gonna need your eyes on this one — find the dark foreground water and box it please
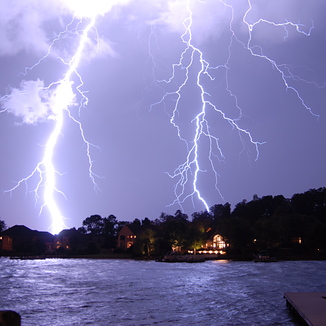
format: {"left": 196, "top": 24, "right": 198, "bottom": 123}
{"left": 1, "top": 258, "right": 326, "bottom": 325}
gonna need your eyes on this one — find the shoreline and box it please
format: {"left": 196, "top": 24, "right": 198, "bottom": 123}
{"left": 2, "top": 252, "right": 326, "bottom": 261}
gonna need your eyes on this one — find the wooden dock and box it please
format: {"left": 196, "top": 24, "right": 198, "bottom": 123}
{"left": 284, "top": 292, "right": 326, "bottom": 326}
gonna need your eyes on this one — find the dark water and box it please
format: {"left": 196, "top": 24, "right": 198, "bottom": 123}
{"left": 1, "top": 258, "right": 326, "bottom": 325}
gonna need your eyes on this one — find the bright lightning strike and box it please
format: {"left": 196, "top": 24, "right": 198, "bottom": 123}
{"left": 2, "top": 14, "right": 99, "bottom": 234}
{"left": 40, "top": 16, "right": 97, "bottom": 234}
{"left": 150, "top": 0, "right": 319, "bottom": 213}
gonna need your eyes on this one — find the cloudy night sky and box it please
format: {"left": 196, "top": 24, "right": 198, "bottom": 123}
{"left": 0, "top": 0, "right": 325, "bottom": 234}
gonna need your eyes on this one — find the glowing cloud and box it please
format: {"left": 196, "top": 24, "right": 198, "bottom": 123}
{"left": 1, "top": 80, "right": 55, "bottom": 124}
{"left": 62, "top": 0, "right": 133, "bottom": 18}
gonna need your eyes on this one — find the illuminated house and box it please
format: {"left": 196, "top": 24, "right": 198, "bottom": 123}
{"left": 196, "top": 231, "right": 229, "bottom": 255}
{"left": 117, "top": 224, "right": 141, "bottom": 250}
{"left": 206, "top": 234, "right": 228, "bottom": 250}
{"left": 0, "top": 225, "right": 54, "bottom": 252}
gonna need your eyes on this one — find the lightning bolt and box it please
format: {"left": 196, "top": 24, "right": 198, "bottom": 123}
{"left": 1, "top": 0, "right": 322, "bottom": 233}
{"left": 3, "top": 15, "right": 99, "bottom": 234}
{"left": 150, "top": 0, "right": 319, "bottom": 213}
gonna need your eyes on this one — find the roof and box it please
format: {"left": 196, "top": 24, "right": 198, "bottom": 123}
{"left": 119, "top": 224, "right": 142, "bottom": 235}
{"left": 0, "top": 225, "right": 54, "bottom": 238}
{"left": 1, "top": 225, "right": 35, "bottom": 237}
{"left": 205, "top": 228, "right": 224, "bottom": 240}
{"left": 37, "top": 231, "right": 55, "bottom": 241}
{"left": 57, "top": 228, "right": 81, "bottom": 237}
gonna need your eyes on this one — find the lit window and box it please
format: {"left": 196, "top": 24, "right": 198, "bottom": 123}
{"left": 213, "top": 234, "right": 227, "bottom": 249}
{"left": 292, "top": 237, "right": 302, "bottom": 244}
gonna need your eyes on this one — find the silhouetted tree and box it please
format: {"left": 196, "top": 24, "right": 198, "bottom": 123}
{"left": 153, "top": 237, "right": 171, "bottom": 255}
{"left": 133, "top": 228, "right": 157, "bottom": 256}
{"left": 0, "top": 219, "right": 6, "bottom": 233}
{"left": 161, "top": 211, "right": 190, "bottom": 249}
{"left": 132, "top": 218, "right": 141, "bottom": 227}
{"left": 184, "top": 222, "right": 206, "bottom": 249}
{"left": 103, "top": 215, "right": 118, "bottom": 236}
{"left": 189, "top": 211, "right": 213, "bottom": 248}
{"left": 142, "top": 217, "right": 152, "bottom": 228}
{"left": 210, "top": 203, "right": 231, "bottom": 222}
{"left": 291, "top": 188, "right": 326, "bottom": 222}
{"left": 159, "top": 212, "right": 174, "bottom": 223}
{"left": 228, "top": 217, "right": 254, "bottom": 251}
{"left": 306, "top": 221, "right": 326, "bottom": 252}
{"left": 102, "top": 215, "right": 118, "bottom": 248}
{"left": 253, "top": 216, "right": 280, "bottom": 248}
{"left": 192, "top": 210, "right": 213, "bottom": 232}
{"left": 82, "top": 214, "right": 104, "bottom": 235}
{"left": 174, "top": 210, "right": 188, "bottom": 221}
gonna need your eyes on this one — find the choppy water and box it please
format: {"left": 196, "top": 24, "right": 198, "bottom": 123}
{"left": 1, "top": 258, "right": 326, "bottom": 325}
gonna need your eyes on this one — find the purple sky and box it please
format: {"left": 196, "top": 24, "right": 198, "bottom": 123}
{"left": 1, "top": 0, "right": 325, "bottom": 234}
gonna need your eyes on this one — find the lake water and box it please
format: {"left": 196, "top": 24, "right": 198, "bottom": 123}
{"left": 1, "top": 258, "right": 326, "bottom": 325}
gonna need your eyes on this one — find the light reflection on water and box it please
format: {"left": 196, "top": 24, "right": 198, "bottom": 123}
{"left": 1, "top": 258, "right": 326, "bottom": 325}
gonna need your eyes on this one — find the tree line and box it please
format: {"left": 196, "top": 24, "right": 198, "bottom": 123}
{"left": 1, "top": 187, "right": 326, "bottom": 258}
{"left": 73, "top": 187, "right": 326, "bottom": 257}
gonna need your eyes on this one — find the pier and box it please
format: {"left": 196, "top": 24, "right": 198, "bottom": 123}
{"left": 284, "top": 292, "right": 326, "bottom": 326}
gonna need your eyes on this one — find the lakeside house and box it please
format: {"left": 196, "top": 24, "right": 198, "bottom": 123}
{"left": 117, "top": 224, "right": 141, "bottom": 250}
{"left": 55, "top": 228, "right": 84, "bottom": 251}
{"left": 201, "top": 231, "right": 229, "bottom": 254}
{"left": 0, "top": 225, "right": 54, "bottom": 253}
{"left": 187, "top": 229, "right": 229, "bottom": 256}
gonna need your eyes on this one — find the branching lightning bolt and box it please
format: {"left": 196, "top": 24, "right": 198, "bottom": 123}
{"left": 151, "top": 0, "right": 319, "bottom": 213}
{"left": 241, "top": 1, "right": 319, "bottom": 118}
{"left": 2, "top": 16, "right": 100, "bottom": 234}
{"left": 1, "top": 0, "right": 322, "bottom": 232}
